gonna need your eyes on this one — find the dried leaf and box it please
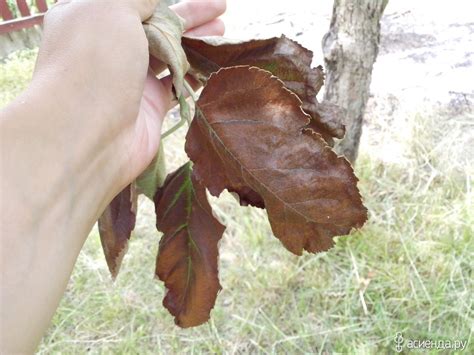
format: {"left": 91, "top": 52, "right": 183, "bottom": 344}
{"left": 185, "top": 66, "right": 367, "bottom": 255}
{"left": 144, "top": 1, "right": 190, "bottom": 120}
{"left": 182, "top": 35, "right": 344, "bottom": 141}
{"left": 98, "top": 183, "right": 138, "bottom": 278}
{"left": 154, "top": 162, "right": 225, "bottom": 328}
{"left": 136, "top": 142, "right": 166, "bottom": 200}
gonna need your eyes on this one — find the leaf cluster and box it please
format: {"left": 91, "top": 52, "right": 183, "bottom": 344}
{"left": 98, "top": 4, "right": 367, "bottom": 328}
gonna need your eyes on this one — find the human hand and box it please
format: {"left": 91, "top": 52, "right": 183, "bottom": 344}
{"left": 34, "top": 0, "right": 226, "bottom": 199}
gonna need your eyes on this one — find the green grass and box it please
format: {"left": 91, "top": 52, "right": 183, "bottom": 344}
{"left": 0, "top": 49, "right": 37, "bottom": 107}
{"left": 1, "top": 50, "right": 472, "bottom": 354}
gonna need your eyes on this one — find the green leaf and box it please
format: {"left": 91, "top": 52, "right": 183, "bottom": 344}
{"left": 136, "top": 142, "right": 166, "bottom": 200}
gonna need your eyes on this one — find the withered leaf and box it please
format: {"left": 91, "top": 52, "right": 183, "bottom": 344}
{"left": 185, "top": 66, "right": 367, "bottom": 255}
{"left": 182, "top": 35, "right": 344, "bottom": 142}
{"left": 144, "top": 1, "right": 190, "bottom": 121}
{"left": 154, "top": 162, "right": 225, "bottom": 328}
{"left": 98, "top": 183, "right": 138, "bottom": 279}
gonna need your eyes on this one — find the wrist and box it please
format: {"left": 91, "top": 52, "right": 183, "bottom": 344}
{"left": 1, "top": 76, "right": 128, "bottom": 228}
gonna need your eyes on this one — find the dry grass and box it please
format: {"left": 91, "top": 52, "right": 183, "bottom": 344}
{"left": 1, "top": 50, "right": 472, "bottom": 354}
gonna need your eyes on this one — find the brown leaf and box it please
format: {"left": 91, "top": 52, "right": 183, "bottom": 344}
{"left": 98, "top": 183, "right": 137, "bottom": 279}
{"left": 185, "top": 66, "right": 367, "bottom": 255}
{"left": 154, "top": 162, "right": 225, "bottom": 328}
{"left": 182, "top": 35, "right": 344, "bottom": 142}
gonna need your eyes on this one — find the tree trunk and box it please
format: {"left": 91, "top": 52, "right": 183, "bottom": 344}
{"left": 322, "top": 0, "right": 388, "bottom": 163}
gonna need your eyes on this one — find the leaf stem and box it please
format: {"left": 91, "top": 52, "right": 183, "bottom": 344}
{"left": 183, "top": 80, "right": 198, "bottom": 103}
{"left": 183, "top": 82, "right": 198, "bottom": 123}
{"left": 161, "top": 117, "right": 187, "bottom": 139}
{"left": 161, "top": 80, "right": 198, "bottom": 139}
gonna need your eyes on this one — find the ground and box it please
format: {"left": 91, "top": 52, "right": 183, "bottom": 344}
{"left": 0, "top": 0, "right": 472, "bottom": 353}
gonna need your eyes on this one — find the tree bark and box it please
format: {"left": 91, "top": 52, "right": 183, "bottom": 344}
{"left": 322, "top": 0, "right": 388, "bottom": 163}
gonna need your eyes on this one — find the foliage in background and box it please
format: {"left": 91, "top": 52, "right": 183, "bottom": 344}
{"left": 0, "top": 49, "right": 37, "bottom": 106}
{"left": 5, "top": 0, "right": 56, "bottom": 17}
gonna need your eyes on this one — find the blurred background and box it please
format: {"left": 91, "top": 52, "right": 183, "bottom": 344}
{"left": 1, "top": 0, "right": 472, "bottom": 353}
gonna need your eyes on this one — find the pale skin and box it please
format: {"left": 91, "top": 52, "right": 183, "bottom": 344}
{"left": 0, "top": 0, "right": 226, "bottom": 353}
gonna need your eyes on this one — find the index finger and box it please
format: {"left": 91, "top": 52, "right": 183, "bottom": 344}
{"left": 170, "top": 0, "right": 226, "bottom": 31}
